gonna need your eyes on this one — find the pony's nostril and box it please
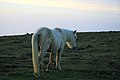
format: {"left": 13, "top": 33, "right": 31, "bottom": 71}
{"left": 72, "top": 47, "right": 76, "bottom": 50}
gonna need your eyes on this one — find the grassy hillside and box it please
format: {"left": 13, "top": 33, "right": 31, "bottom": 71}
{"left": 0, "top": 31, "right": 120, "bottom": 80}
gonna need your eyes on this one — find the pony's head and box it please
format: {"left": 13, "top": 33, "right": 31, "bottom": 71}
{"left": 66, "top": 30, "right": 77, "bottom": 49}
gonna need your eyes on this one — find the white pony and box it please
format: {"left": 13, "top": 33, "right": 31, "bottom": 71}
{"left": 32, "top": 27, "right": 77, "bottom": 79}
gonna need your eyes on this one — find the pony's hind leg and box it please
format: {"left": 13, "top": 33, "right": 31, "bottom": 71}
{"left": 40, "top": 57, "right": 46, "bottom": 71}
{"left": 46, "top": 53, "right": 56, "bottom": 71}
{"left": 56, "top": 48, "right": 63, "bottom": 70}
{"left": 56, "top": 53, "right": 61, "bottom": 70}
{"left": 46, "top": 53, "right": 52, "bottom": 72}
{"left": 38, "top": 51, "right": 46, "bottom": 72}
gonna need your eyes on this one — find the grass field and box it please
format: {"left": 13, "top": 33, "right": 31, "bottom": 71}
{"left": 0, "top": 31, "right": 120, "bottom": 80}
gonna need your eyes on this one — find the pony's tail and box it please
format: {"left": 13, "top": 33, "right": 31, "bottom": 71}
{"left": 32, "top": 33, "right": 40, "bottom": 78}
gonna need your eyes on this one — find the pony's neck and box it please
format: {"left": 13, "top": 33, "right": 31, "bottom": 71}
{"left": 62, "top": 29, "right": 72, "bottom": 43}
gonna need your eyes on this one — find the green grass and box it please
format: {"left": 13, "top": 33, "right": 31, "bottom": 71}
{"left": 0, "top": 32, "right": 120, "bottom": 80}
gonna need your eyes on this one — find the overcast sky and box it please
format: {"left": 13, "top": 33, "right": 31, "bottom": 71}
{"left": 0, "top": 0, "right": 120, "bottom": 35}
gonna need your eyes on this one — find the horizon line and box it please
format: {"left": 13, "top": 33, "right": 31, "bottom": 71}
{"left": 0, "top": 30, "right": 120, "bottom": 37}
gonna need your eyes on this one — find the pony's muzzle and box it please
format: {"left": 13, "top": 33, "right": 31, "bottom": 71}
{"left": 72, "top": 46, "right": 77, "bottom": 50}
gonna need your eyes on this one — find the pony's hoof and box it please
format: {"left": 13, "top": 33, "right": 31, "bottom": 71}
{"left": 46, "top": 70, "right": 50, "bottom": 73}
{"left": 56, "top": 67, "right": 61, "bottom": 70}
{"left": 59, "top": 69, "right": 61, "bottom": 70}
{"left": 45, "top": 69, "right": 50, "bottom": 73}
{"left": 33, "top": 74, "right": 40, "bottom": 80}
{"left": 42, "top": 69, "right": 46, "bottom": 72}
{"left": 58, "top": 67, "right": 61, "bottom": 70}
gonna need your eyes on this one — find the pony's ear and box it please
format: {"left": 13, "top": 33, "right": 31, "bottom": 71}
{"left": 73, "top": 30, "right": 77, "bottom": 34}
